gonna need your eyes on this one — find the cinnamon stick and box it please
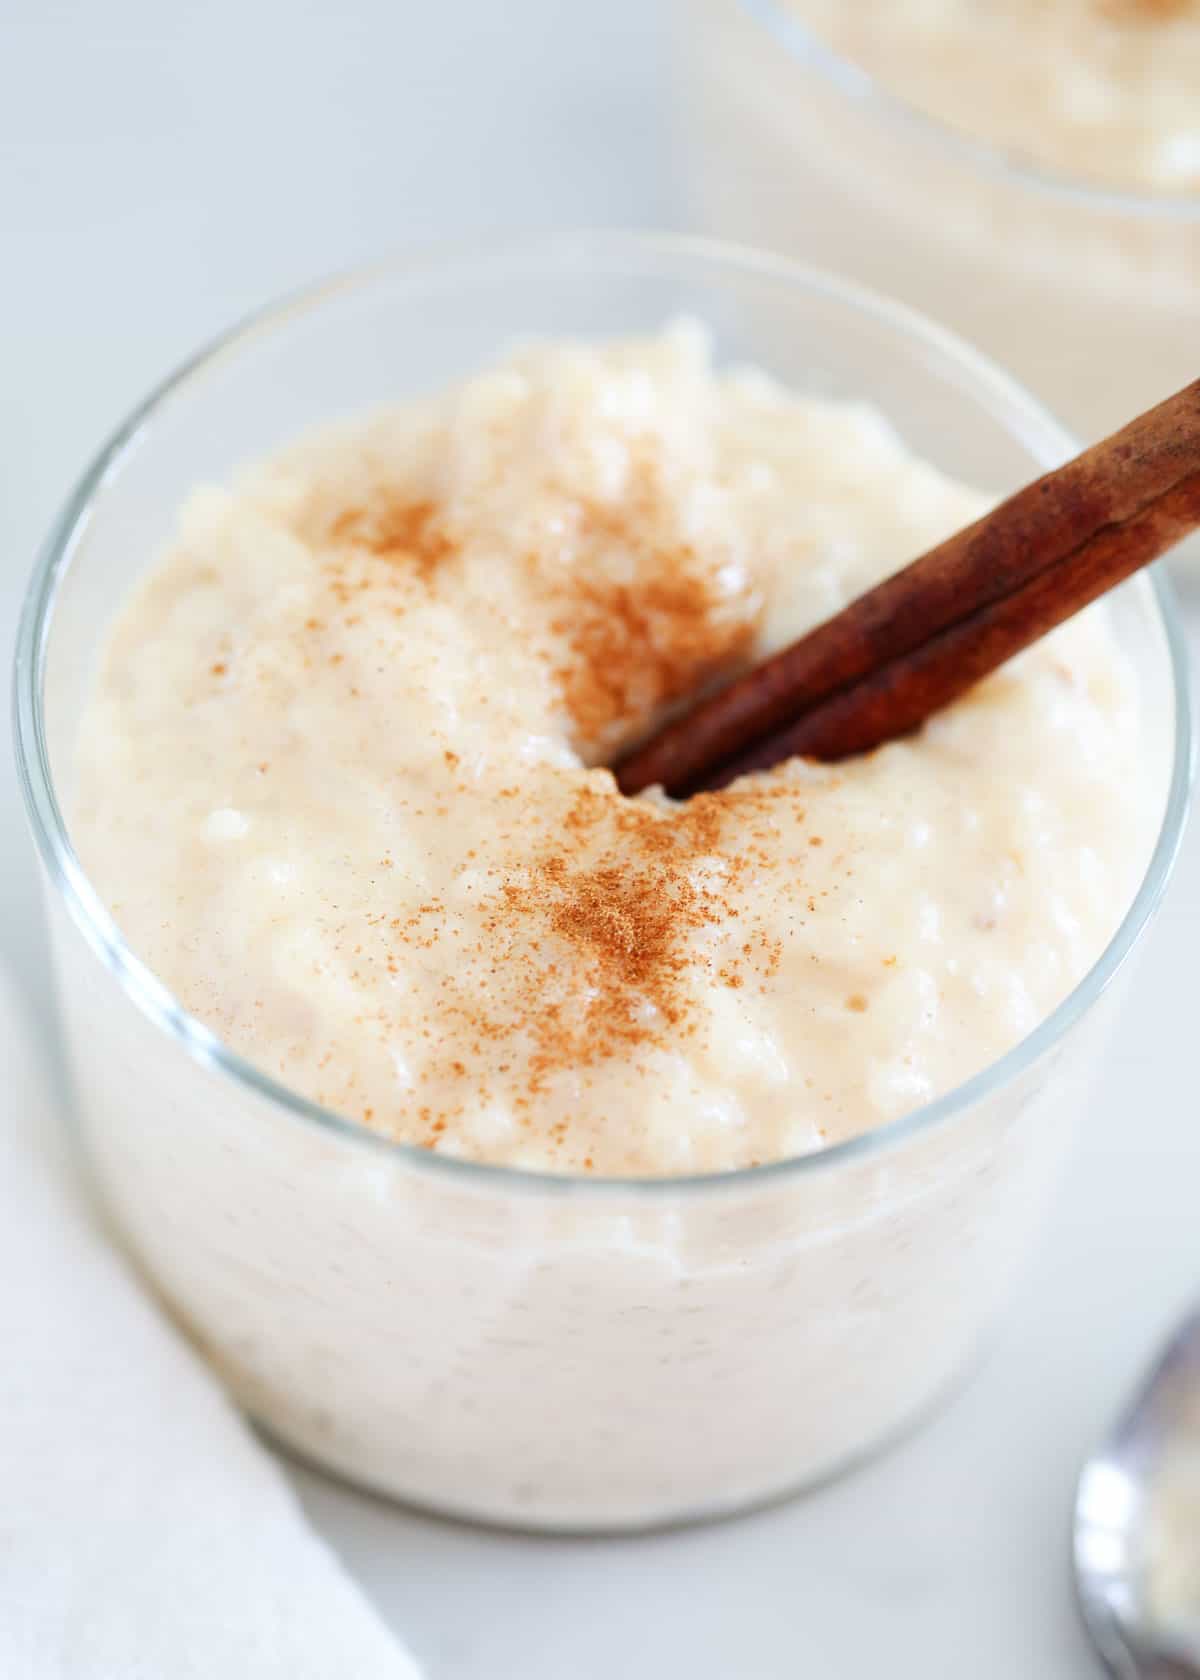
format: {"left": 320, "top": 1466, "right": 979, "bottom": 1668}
{"left": 615, "top": 379, "right": 1200, "bottom": 798}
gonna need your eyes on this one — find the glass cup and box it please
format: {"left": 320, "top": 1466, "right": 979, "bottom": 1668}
{"left": 13, "top": 233, "right": 1192, "bottom": 1532}
{"left": 676, "top": 0, "right": 1200, "bottom": 445}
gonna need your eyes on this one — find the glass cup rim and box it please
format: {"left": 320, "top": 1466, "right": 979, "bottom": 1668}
{"left": 740, "top": 0, "right": 1200, "bottom": 220}
{"left": 12, "top": 228, "right": 1195, "bottom": 1200}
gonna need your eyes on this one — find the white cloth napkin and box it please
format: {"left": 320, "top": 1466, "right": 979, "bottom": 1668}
{"left": 0, "top": 961, "right": 420, "bottom": 1679}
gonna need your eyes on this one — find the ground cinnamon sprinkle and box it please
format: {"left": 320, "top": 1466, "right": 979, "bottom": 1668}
{"left": 407, "top": 779, "right": 800, "bottom": 1118}
{"left": 543, "top": 469, "right": 761, "bottom": 751}
{"left": 1100, "top": 0, "right": 1193, "bottom": 18}
{"left": 314, "top": 462, "right": 758, "bottom": 760}
{"left": 329, "top": 497, "right": 456, "bottom": 576}
{"left": 286, "top": 442, "right": 822, "bottom": 1151}
{"left": 553, "top": 566, "right": 756, "bottom": 750}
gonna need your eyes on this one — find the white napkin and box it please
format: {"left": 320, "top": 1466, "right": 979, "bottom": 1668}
{"left": 0, "top": 961, "right": 420, "bottom": 1679}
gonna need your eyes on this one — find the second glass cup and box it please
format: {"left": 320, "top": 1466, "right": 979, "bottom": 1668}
{"left": 677, "top": 0, "right": 1200, "bottom": 445}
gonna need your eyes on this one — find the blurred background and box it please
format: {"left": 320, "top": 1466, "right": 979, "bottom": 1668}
{"left": 4, "top": 5, "right": 1198, "bottom": 1676}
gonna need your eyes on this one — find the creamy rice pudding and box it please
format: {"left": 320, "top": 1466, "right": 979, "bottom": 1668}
{"left": 75, "top": 324, "right": 1144, "bottom": 1177}
{"left": 791, "top": 0, "right": 1200, "bottom": 192}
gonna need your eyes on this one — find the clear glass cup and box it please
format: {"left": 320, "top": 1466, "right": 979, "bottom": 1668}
{"left": 676, "top": 0, "right": 1200, "bottom": 444}
{"left": 13, "top": 232, "right": 1192, "bottom": 1533}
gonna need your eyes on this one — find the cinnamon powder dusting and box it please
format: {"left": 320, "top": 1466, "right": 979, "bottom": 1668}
{"left": 508, "top": 795, "right": 727, "bottom": 1031}
{"left": 319, "top": 471, "right": 759, "bottom": 754}
{"left": 554, "top": 567, "right": 756, "bottom": 751}
{"left": 409, "top": 781, "right": 793, "bottom": 1139}
{"left": 546, "top": 468, "right": 761, "bottom": 751}
{"left": 1100, "top": 0, "right": 1193, "bottom": 18}
{"left": 301, "top": 459, "right": 797, "bottom": 1156}
{"left": 329, "top": 498, "right": 455, "bottom": 576}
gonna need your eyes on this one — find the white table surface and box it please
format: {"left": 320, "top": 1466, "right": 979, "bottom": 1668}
{"left": 3, "top": 5, "right": 1197, "bottom": 1676}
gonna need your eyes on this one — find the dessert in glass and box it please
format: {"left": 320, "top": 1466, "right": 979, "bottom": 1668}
{"left": 677, "top": 1, "right": 1200, "bottom": 442}
{"left": 14, "top": 234, "right": 1191, "bottom": 1531}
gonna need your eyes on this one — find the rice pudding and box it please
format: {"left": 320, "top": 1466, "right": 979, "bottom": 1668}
{"left": 790, "top": 0, "right": 1200, "bottom": 193}
{"left": 74, "top": 324, "right": 1144, "bottom": 1177}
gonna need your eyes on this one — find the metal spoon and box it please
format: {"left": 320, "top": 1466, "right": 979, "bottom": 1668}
{"left": 1075, "top": 1307, "right": 1200, "bottom": 1678}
